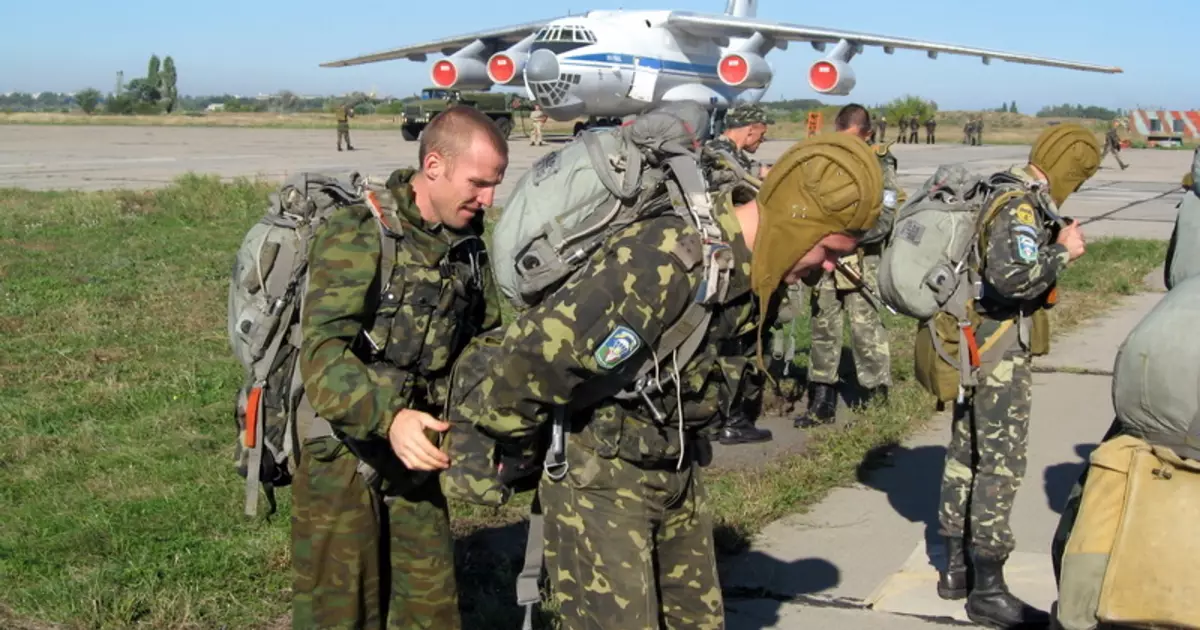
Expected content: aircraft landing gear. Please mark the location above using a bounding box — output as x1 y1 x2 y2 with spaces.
573 116 622 136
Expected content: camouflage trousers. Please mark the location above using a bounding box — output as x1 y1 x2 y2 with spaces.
807 253 892 389
337 122 351 149
540 440 724 630
937 352 1032 559
1101 139 1128 168
291 436 460 629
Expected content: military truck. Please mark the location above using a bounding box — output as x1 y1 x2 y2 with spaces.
399 87 530 141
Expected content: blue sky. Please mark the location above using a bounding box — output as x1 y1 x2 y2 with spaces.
1 0 1193 112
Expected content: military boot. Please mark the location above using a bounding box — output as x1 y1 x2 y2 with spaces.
719 414 773 445
793 382 837 428
864 384 890 407
936 536 969 600
965 554 1050 628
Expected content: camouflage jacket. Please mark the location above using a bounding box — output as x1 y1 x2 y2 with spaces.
974 166 1069 316
706 135 762 176
335 105 351 123
299 168 502 444
449 195 777 466
859 141 906 246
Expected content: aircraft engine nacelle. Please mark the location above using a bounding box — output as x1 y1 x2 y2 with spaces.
486 51 529 86
430 56 492 90
717 51 772 89
807 58 856 96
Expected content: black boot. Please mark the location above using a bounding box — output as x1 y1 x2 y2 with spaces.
965 554 1050 628
793 382 837 428
937 536 969 600
719 414 773 445
863 384 890 407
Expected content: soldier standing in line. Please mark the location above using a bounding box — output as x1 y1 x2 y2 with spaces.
876 115 888 144
1101 119 1129 170
974 116 985 145
293 106 508 629
793 104 902 428
898 115 909 143
934 123 1098 628
963 118 974 145
529 103 548 146
446 128 886 630
336 100 355 151
704 102 775 444
926 116 937 144
908 116 920 144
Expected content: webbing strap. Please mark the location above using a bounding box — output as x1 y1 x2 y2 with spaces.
582 130 642 202
517 501 545 630
244 388 266 517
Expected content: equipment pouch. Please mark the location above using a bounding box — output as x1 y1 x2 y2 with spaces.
1030 309 1051 356
913 312 965 403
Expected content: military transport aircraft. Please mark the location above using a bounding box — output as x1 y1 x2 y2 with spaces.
319 0 1121 134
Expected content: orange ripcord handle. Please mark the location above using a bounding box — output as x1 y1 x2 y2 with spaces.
363 189 398 233
245 386 262 448
1046 286 1059 307
962 324 982 368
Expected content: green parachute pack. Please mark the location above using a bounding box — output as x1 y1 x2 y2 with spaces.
227 171 398 517
1164 147 1200 289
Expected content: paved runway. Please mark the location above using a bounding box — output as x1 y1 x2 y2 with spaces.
0 125 1190 239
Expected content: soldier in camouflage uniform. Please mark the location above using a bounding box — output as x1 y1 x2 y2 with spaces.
963 118 974 145
293 106 508 629
447 129 885 630
897 115 909 143
908 116 920 144
1101 119 1129 170
925 116 937 144
793 104 903 428
935 123 1097 629
336 101 355 151
875 115 887 145
703 103 776 445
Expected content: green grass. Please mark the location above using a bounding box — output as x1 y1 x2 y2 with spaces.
0 176 1169 629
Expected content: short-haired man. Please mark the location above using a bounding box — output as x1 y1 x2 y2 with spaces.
448 128 885 629
793 103 902 427
709 103 774 179
292 105 508 628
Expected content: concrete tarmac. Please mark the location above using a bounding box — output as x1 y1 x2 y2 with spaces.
0 125 1190 240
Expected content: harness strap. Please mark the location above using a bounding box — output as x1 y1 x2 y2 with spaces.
517 498 546 630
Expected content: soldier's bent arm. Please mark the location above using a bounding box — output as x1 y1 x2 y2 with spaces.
860 150 906 244
299 206 406 442
981 195 1069 301
452 228 699 443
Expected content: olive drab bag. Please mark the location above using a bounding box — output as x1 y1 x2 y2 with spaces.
228 171 398 517
878 165 1045 403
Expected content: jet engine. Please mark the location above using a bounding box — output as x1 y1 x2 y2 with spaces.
717 51 772 89
486 51 529 86
430 56 492 90
807 58 856 96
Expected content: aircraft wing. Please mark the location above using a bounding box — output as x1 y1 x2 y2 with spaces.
665 12 1122 74
319 17 561 67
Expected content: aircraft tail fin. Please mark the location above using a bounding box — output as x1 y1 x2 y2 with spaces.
724 0 756 17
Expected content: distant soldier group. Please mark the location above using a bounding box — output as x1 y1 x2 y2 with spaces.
892 115 937 144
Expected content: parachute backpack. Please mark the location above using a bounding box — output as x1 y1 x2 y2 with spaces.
228 171 398 517
876 164 1035 403
440 101 738 630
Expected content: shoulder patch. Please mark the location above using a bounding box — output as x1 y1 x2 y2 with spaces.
1012 203 1037 227
594 325 642 369
1015 234 1039 263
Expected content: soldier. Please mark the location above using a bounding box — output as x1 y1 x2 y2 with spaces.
448 129 885 629
793 104 902 428
336 100 355 151
973 116 985 145
934 123 1098 628
703 103 777 445
876 115 888 145
1101 119 1129 170
708 103 774 179
908 116 920 144
898 115 909 143
926 116 937 144
963 118 974 145
529 103 547 146
293 105 508 629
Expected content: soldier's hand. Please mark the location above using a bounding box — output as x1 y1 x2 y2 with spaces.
388 409 451 471
1056 220 1086 261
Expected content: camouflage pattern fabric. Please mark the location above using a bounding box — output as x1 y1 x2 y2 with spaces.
337 105 352 149
723 103 774 128
805 251 892 389
291 443 460 630
294 168 501 628
706 135 762 179
1102 128 1128 169
937 351 1032 558
448 198 774 627
804 145 902 389
539 441 723 630
936 174 1069 560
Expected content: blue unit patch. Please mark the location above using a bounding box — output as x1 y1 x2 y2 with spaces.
1016 235 1039 262
594 325 642 369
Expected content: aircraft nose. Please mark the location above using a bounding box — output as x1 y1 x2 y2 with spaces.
525 49 560 83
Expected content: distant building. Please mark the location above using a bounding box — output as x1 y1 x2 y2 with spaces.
206 103 225 112
1128 109 1199 146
